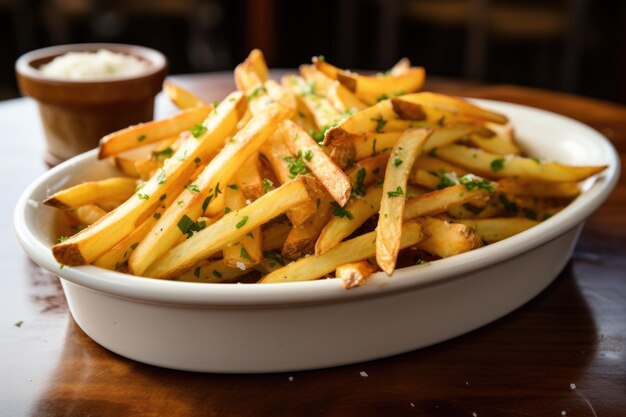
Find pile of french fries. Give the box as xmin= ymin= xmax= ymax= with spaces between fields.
xmin=47 ymin=50 xmax=607 ymax=288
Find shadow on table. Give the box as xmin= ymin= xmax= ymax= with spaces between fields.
xmin=30 ymin=262 xmax=599 ymax=417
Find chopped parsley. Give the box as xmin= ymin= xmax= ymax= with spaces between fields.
xmin=227 ymin=184 xmax=239 ymax=190
xmin=371 ymin=138 xmax=378 ymax=156
xmin=304 ymin=149 xmax=314 ymax=162
xmin=185 ymin=184 xmax=200 ymax=193
xmin=224 ymin=207 xmax=232 ymax=214
xmin=428 ymin=148 xmax=438 ymax=158
xmin=309 ymin=125 xmax=330 ymax=144
xmin=212 ymin=270 xmax=222 ymax=278
xmin=284 ymin=151 xmax=310 ymax=179
xmin=491 ymin=157 xmax=506 ymax=172
xmin=190 ymin=124 xmax=208 ymax=138
xmin=436 ymin=171 xmax=457 ymax=189
xmin=262 ymin=178 xmax=273 ymax=194
xmin=240 ymin=247 xmax=250 ymax=259
xmin=57 ymin=236 xmax=68 ymax=243
xmin=177 ymin=215 xmax=207 ymax=238
xmin=353 ymin=167 xmax=366 ymax=197
xmin=137 ymin=193 xmax=149 ymax=200
xmin=137 ymin=134 xmax=147 ymax=142
xmin=151 ymin=147 xmax=174 ymax=161
xmin=330 ymin=202 xmax=354 ymax=220
xmin=376 ymin=94 xmax=389 ymax=102
xmin=236 ymin=216 xmax=249 ymax=229
xmin=370 ymin=116 xmax=387 ymax=133
xmin=393 ymin=158 xmax=403 ymax=167
xmin=246 ymin=85 xmax=267 ymax=100
xmin=194 ymin=156 xmax=201 ymax=164
xmin=14 ymin=320 xmax=24 ymax=328
xmin=459 ymin=175 xmax=495 ymax=193
xmin=530 ymin=156 xmax=542 ymax=164
xmin=414 ymin=257 xmax=426 ymax=265
xmin=387 ymin=186 xmax=404 ymax=198
xmin=159 ymin=193 xmax=167 ymax=201
xmin=153 ymin=212 xmax=161 ymax=219
xmin=130 ymin=242 xmax=139 ymax=250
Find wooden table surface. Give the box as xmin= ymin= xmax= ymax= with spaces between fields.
xmin=2 ymin=73 xmax=625 ymax=417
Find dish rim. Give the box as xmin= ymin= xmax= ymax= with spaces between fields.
xmin=14 ymin=99 xmax=620 ymax=307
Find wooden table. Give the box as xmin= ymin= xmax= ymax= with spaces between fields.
xmin=2 ymin=74 xmax=625 ymax=417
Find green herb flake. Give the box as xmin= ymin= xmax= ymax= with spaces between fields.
xmin=414 ymin=257 xmax=426 ymax=265
xmin=227 ymin=184 xmax=239 ymax=190
xmin=330 ymin=202 xmax=354 ymax=220
xmin=284 ymin=151 xmax=310 ymax=179
xmin=353 ymin=168 xmax=366 ymax=197
xmin=130 ymin=242 xmax=139 ymax=250
xmin=194 ymin=267 xmax=201 ymax=278
xmin=153 ymin=212 xmax=161 ymax=219
xmin=459 ymin=175 xmax=495 ymax=193
xmin=436 ymin=171 xmax=457 ymax=189
xmin=212 ymin=270 xmax=222 ymax=278
xmin=370 ymin=116 xmax=387 ymax=133
xmin=137 ymin=193 xmax=149 ymax=200
xmin=137 ymin=134 xmax=147 ymax=142
xmin=309 ymin=125 xmax=330 ymax=144
xmin=159 ymin=194 xmax=167 ymax=201
xmin=531 ymin=157 xmax=542 ymax=165
xmin=376 ymin=94 xmax=389 ymax=103
xmin=491 ymin=157 xmax=506 ymax=172
xmin=262 ymin=178 xmax=273 ymax=194
xmin=224 ymin=207 xmax=232 ymax=214
xmin=194 ymin=156 xmax=201 ymax=164
xmin=387 ymin=186 xmax=404 ymax=198
xmin=304 ymin=149 xmax=314 ymax=162
xmin=240 ymin=247 xmax=250 ymax=259
xmin=246 ymin=85 xmax=267 ymax=101
xmin=428 ymin=148 xmax=438 ymax=158
xmin=14 ymin=320 xmax=24 ymax=327
xmin=177 ymin=200 xmax=184 ymax=207
xmin=156 ymin=169 xmax=166 ymax=185
xmin=177 ymin=214 xmax=195 ymax=235
xmin=151 ymin=147 xmax=174 ymax=161
xmin=185 ymin=184 xmax=200 ymax=193
xmin=236 ymin=216 xmax=249 ymax=229
xmin=393 ymin=158 xmax=403 ymax=167
xmin=57 ymin=236 xmax=68 ymax=243
xmin=190 ymin=124 xmax=208 ymax=138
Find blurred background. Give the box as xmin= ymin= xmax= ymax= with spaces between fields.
xmin=1 ymin=0 xmax=625 ymax=102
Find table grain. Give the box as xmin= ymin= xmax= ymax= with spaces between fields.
xmin=2 ymin=73 xmax=624 ymax=417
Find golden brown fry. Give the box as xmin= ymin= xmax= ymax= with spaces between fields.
xmin=98 ymin=105 xmax=213 ymax=158
xmin=163 ymin=80 xmax=208 ymax=109
xmin=337 ymin=261 xmax=379 ymax=289
xmin=114 ymin=156 xmax=141 ymax=178
xmin=260 ymin=220 xmax=426 ymax=283
xmin=467 ymin=122 xmax=521 ymax=155
xmin=396 ymin=93 xmax=508 ymax=124
xmin=404 ymin=183 xmax=494 ymax=219
xmin=130 ymin=102 xmax=288 ymax=276
xmin=437 ymin=144 xmax=607 ymax=182
xmin=413 ymin=155 xmax=470 ymax=177
xmin=69 ymin=204 xmax=107 ymax=225
xmin=44 ymin=177 xmax=137 ymax=209
xmin=236 ymin=154 xmax=265 ymax=200
xmin=377 ymin=128 xmax=431 ymax=275
xmin=497 ymin=178 xmax=580 ymax=199
xmin=261 ymin=221 xmax=291 ymax=251
xmin=455 ymin=217 xmax=539 ymax=243
xmin=93 ymin=215 xmax=157 ymax=270
xmin=145 ymin=176 xmax=322 ymax=279
xmin=417 ymin=217 xmax=483 ymax=258
xmin=280 ymin=120 xmax=352 ymax=206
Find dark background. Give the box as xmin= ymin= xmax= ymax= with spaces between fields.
xmin=1 ymin=0 xmax=625 ymax=102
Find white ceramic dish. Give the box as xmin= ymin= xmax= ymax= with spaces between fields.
xmin=14 ymin=99 xmax=619 ymax=373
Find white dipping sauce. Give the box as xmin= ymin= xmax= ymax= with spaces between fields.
xmin=39 ymin=49 xmax=150 ymax=80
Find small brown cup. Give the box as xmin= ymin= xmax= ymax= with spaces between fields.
xmin=16 ymin=43 xmax=168 ymax=166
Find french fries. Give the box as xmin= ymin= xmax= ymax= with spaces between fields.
xmin=377 ymin=128 xmax=431 ymax=275
xmin=46 ymin=51 xmax=608 ymax=288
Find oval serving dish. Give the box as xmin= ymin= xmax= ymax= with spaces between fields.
xmin=14 ymin=99 xmax=619 ymax=373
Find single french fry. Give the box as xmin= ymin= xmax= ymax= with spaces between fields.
xmin=95 ymin=197 xmax=127 ymax=212
xmin=423 ymin=124 xmax=476 ymax=151
xmin=396 ymin=92 xmax=508 ymax=124
xmin=145 ymin=176 xmax=322 ymax=279
xmin=265 ymin=79 xmax=297 ymax=117
xmin=163 ymin=80 xmax=208 ymax=109
xmin=437 ymin=144 xmax=607 ymax=182
xmin=323 ymin=99 xmax=399 ymax=145
xmin=411 ymin=169 xmax=442 ymax=189
xmin=69 ymin=204 xmax=107 ymax=225
xmin=337 ymin=67 xmax=426 ymax=105
xmin=52 ymin=92 xmax=246 ymax=266
xmin=417 ymin=217 xmax=483 ymax=257
xmin=98 ymin=105 xmax=213 ymax=158
xmin=114 ymin=156 xmax=141 ymax=178
xmin=413 ymin=155 xmax=470 ymax=177
xmin=337 ymin=261 xmax=379 ymax=289
xmin=455 ymin=217 xmax=539 ymax=243
xmin=315 ymin=185 xmax=383 ymax=255
xmin=260 ymin=132 xmax=318 ymax=226
xmin=280 ymin=120 xmax=352 ymax=206
xmin=129 ymin=102 xmax=289 ymax=276
xmin=177 ymin=259 xmax=251 ymax=283
xmin=260 ymin=220 xmax=426 ymax=283
xmin=93 ymin=215 xmax=158 ymax=270
xmin=282 ymin=195 xmax=333 ymax=259
xmin=236 ymin=154 xmax=265 ymax=200
xmin=44 ymin=177 xmax=137 ymax=209
xmin=377 ymin=128 xmax=432 ymax=275
xmin=240 ymin=49 xmax=269 ymax=84
xmin=468 ymin=122 xmax=521 ymax=155
xmin=497 ymin=178 xmax=580 ymax=199
xmin=404 ymin=183 xmax=494 ymax=219
xmin=222 ymin=180 xmax=262 ymax=269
